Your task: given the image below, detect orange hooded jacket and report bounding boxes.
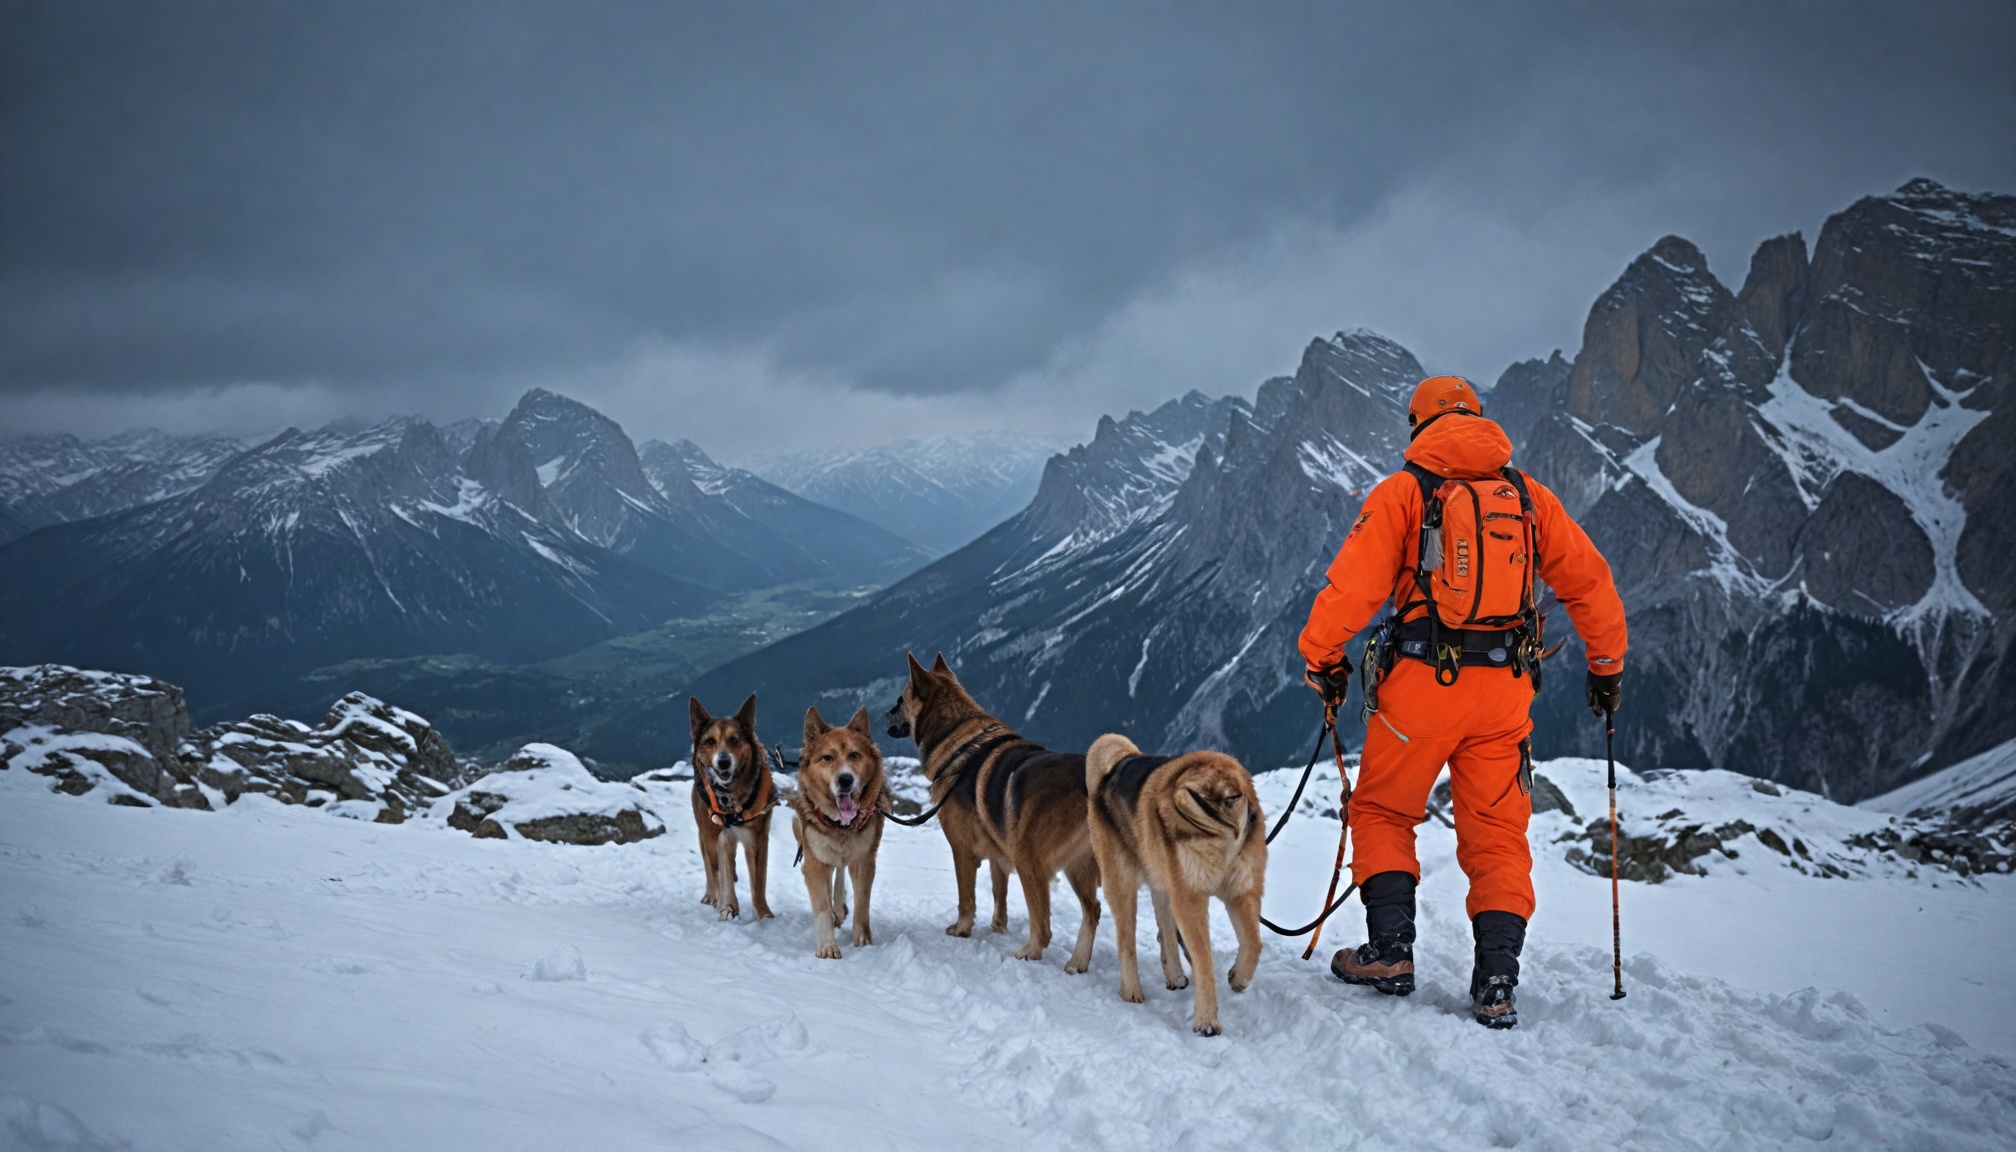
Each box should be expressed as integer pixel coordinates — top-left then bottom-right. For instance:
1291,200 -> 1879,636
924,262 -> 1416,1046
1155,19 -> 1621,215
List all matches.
1297,414 -> 1627,674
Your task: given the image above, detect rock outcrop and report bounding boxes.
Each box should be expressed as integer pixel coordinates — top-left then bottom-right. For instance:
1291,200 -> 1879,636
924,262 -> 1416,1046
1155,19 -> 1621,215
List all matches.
1,664 -> 466,821
440,743 -> 666,845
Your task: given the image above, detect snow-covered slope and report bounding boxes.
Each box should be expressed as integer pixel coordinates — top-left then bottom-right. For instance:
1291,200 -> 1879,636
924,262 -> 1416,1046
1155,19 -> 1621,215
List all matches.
751,430 -> 1068,553
2,751 -> 2011,1150
1864,737 -> 2016,826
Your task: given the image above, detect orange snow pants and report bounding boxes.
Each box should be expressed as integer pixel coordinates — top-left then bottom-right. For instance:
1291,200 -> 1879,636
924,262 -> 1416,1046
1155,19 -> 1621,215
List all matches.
1351,657 -> 1536,920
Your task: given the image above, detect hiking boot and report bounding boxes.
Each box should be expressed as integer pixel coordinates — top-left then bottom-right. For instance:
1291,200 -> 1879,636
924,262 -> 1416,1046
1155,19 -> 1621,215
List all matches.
1471,975 -> 1518,1028
1469,910 -> 1527,1029
1331,870 -> 1417,996
1331,939 -> 1415,995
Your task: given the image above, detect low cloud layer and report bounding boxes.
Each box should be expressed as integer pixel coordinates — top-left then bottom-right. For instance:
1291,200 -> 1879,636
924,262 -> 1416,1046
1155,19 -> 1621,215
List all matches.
3,1 -> 2011,455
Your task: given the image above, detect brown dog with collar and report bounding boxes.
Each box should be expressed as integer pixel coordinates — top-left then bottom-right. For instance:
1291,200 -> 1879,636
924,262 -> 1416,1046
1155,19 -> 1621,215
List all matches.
689,694 -> 776,921
885,653 -> 1100,971
1086,732 -> 1266,1036
789,706 -> 886,959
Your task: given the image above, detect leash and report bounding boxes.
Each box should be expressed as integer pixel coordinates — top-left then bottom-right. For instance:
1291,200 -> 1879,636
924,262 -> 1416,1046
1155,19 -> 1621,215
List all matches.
1605,708 -> 1626,1000
1264,717 -> 1335,845
1258,701 -> 1359,955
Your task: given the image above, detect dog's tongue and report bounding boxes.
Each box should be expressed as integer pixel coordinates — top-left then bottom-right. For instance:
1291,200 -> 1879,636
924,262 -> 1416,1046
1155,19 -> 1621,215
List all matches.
837,795 -> 859,823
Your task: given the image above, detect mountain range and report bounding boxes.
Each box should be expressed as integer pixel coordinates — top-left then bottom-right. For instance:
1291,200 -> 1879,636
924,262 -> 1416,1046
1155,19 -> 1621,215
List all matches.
750,431 -> 1066,553
693,179 -> 2013,803
0,390 -> 927,721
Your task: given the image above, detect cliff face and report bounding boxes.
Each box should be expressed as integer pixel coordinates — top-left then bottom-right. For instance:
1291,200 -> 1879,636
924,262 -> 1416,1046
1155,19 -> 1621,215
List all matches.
1520,179 -> 2015,800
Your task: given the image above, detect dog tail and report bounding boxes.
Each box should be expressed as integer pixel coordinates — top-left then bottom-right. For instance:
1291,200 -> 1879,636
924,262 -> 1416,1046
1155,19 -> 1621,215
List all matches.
1086,733 -> 1140,794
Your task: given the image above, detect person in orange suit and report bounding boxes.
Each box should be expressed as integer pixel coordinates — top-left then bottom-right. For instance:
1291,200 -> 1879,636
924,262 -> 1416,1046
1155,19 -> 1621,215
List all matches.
1299,375 -> 1627,1028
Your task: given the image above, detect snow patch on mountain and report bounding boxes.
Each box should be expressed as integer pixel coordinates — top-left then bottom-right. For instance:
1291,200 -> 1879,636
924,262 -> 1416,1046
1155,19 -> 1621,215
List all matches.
1755,364 -> 1992,623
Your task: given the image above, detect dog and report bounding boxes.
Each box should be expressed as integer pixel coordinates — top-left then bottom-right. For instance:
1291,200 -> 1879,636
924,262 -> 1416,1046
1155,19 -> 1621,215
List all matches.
1085,733 -> 1266,1036
688,694 -> 776,921
886,653 -> 1100,971
789,706 -> 886,959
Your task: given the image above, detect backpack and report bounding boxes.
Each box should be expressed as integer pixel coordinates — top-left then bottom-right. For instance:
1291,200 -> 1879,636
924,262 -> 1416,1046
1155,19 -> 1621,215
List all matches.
1398,463 -> 1539,632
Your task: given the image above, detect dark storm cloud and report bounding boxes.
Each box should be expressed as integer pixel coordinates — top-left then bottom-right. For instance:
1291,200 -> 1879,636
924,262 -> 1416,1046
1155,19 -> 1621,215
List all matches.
2,1 -> 2012,420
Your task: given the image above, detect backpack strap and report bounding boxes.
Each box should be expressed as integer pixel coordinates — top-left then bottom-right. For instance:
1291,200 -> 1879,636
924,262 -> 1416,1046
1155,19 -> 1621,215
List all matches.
1398,463 -> 1458,685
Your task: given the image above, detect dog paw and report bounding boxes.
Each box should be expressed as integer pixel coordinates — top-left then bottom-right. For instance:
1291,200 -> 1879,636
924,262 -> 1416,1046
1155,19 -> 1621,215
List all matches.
1120,985 -> 1145,1004
1013,943 -> 1045,962
1192,1020 -> 1222,1037
1229,971 -> 1254,993
699,893 -> 717,906
755,906 -> 775,920
831,904 -> 848,926
945,922 -> 973,938
816,942 -> 842,960
1064,957 -> 1089,975
851,928 -> 872,947
1167,975 -> 1190,991
988,917 -> 1008,934
718,903 -> 740,921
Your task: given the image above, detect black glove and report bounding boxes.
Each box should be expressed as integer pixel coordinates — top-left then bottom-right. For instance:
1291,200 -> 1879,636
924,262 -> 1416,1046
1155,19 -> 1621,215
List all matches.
1586,670 -> 1622,716
1305,661 -> 1353,707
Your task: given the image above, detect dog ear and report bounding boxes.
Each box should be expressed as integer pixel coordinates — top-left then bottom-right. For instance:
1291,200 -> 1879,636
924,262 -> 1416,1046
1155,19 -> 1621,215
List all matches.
932,652 -> 951,674
804,705 -> 829,745
907,652 -> 928,686
688,697 -> 710,742
846,706 -> 872,735
734,693 -> 757,732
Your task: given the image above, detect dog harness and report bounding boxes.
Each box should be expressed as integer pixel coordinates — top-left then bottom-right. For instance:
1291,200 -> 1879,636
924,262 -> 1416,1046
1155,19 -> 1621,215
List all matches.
1105,754 -> 1174,812
701,758 -> 775,828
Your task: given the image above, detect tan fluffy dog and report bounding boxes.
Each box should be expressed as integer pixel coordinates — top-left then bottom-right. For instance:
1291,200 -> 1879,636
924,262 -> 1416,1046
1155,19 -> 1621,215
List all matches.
1085,733 -> 1267,1035
789,706 -> 886,959
689,695 -> 776,921
886,654 -> 1100,971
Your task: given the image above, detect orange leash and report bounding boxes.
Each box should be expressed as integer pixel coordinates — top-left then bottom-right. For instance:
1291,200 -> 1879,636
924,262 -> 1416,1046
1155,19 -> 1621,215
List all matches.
1299,705 -> 1355,961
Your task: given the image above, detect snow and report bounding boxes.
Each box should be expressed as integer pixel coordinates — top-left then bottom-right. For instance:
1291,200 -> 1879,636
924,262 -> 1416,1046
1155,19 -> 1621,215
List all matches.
1753,364 -> 1992,624
520,532 -> 595,579
535,455 -> 567,487
1618,437 -> 1773,599
2,726 -> 155,806
1864,738 -> 2016,821
430,744 -> 667,837
2,754 -> 2012,1149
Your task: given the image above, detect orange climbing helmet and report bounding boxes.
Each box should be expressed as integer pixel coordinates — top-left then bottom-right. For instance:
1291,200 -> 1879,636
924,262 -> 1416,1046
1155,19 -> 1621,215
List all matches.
1407,375 -> 1482,438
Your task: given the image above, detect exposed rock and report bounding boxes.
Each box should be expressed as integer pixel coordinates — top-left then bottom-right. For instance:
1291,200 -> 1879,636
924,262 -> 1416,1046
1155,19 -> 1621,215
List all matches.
1799,472 -> 1935,613
1484,352 -> 1570,453
1734,232 -> 1810,361
438,743 -> 666,845
194,692 -> 461,821
0,665 -> 205,806
1,664 -> 461,820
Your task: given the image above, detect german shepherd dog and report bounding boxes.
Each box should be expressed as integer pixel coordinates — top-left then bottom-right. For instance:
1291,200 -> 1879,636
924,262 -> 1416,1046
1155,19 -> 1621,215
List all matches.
789,706 -> 885,958
1085,733 -> 1266,1036
689,695 -> 775,921
886,654 -> 1100,971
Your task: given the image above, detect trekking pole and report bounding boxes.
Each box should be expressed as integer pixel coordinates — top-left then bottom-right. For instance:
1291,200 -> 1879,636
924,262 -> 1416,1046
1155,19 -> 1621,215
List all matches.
1300,705 -> 1354,961
1605,709 -> 1625,1000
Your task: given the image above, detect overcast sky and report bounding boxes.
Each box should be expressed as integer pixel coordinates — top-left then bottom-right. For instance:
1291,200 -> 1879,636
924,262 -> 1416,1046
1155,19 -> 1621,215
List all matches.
3,1 -> 2012,459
